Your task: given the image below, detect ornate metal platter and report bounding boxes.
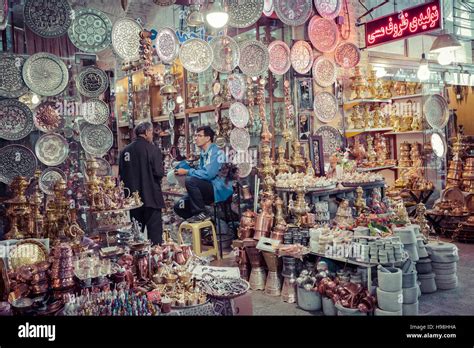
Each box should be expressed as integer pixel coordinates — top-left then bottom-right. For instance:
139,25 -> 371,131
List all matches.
80,123 -> 113,156
23,0 -> 72,38
237,155 -> 253,178
68,8 -> 112,53
83,99 -> 109,125
290,41 -> 314,75
9,240 -> 48,270
156,27 -> 179,64
228,74 -> 247,100
263,0 -> 274,16
334,42 -> 360,68
314,125 -> 342,156
230,128 -> 251,151
274,0 -> 313,26
209,35 -> 240,73
22,53 -> 69,97
0,99 -> 34,141
229,102 -> 250,128
35,133 -> 69,166
153,0 -> 176,5
39,167 -> 66,195
33,101 -> 63,133
112,18 -> 142,62
0,145 -> 37,185
239,40 -> 269,77
442,187 -> 465,206
179,38 -> 213,73
314,0 -> 342,19
268,40 -> 291,75
0,54 -> 29,98
312,56 -> 337,87
308,16 -> 339,53
228,0 -> 264,28
0,0 -> 8,30
313,92 -> 338,123
76,66 -> 109,97
424,94 -> 449,129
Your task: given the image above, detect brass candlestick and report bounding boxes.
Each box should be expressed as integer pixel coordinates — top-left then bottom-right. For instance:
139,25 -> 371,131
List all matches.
5,176 -> 33,239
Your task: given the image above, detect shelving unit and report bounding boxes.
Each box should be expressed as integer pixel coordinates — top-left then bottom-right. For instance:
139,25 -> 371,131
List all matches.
356,165 -> 396,172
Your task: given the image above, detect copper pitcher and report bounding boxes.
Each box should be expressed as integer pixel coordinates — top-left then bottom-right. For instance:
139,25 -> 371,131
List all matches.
254,214 -> 273,240
241,185 -> 253,200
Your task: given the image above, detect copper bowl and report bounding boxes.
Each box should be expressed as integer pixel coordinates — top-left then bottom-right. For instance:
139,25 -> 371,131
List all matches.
31,272 -> 47,284
30,282 -> 49,295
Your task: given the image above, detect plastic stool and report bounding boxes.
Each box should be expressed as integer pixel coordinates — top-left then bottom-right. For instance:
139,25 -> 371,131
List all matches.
177,220 -> 221,260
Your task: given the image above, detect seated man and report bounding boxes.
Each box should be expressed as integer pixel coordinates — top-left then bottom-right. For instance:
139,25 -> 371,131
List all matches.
174,126 -> 233,222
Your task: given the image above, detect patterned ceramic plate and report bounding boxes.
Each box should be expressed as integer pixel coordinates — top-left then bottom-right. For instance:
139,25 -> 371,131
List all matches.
33,101 -> 64,133
179,38 -> 213,73
308,16 -> 339,53
424,94 -> 449,129
228,74 -> 247,100
274,0 -> 313,26
112,18 -> 142,61
76,66 -> 109,97
290,41 -> 314,75
35,133 -> 69,166
83,99 -> 109,125
22,53 -> 69,97
39,167 -> 66,195
263,0 -> 274,16
314,125 -> 342,156
0,145 -> 37,185
237,157 -> 253,178
230,128 -> 250,151
314,92 -> 337,123
268,40 -> 291,75
80,123 -> 113,156
229,102 -> 250,128
314,0 -> 342,19
312,56 -> 337,87
334,42 -> 360,68
156,27 -> 179,64
209,35 -> 240,73
0,54 -> 29,98
68,8 -> 112,53
24,0 -> 72,38
0,99 -> 34,141
239,40 -> 269,77
228,0 -> 264,28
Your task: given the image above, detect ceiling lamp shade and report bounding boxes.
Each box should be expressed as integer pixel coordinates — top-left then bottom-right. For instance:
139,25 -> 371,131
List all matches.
160,84 -> 177,95
430,33 -> 462,53
187,5 -> 205,27
206,0 -> 228,29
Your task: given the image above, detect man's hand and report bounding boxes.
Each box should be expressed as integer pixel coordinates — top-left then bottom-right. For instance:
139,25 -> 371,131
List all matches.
175,168 -> 188,176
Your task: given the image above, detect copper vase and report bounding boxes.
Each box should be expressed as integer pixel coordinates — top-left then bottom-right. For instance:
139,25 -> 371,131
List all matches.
246,247 -> 266,290
281,276 -> 296,303
254,214 -> 273,240
263,252 -> 282,296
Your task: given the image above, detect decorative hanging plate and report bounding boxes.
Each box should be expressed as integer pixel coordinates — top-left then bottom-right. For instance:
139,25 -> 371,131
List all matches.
314,125 -> 342,156
209,35 -> 240,73
156,27 -> 179,64
313,92 -> 338,123
0,145 -> 37,185
0,99 -> 34,141
80,123 -> 113,156
22,53 -> 69,97
0,54 -> 29,98
229,102 -> 250,128
112,18 -> 142,62
314,0 -> 342,19
424,94 -> 449,129
430,132 -> 446,158
263,0 -> 274,16
23,0 -> 72,38
334,42 -> 360,68
268,40 -> 291,75
83,99 -> 110,125
239,40 -> 269,77
237,156 -> 253,178
33,101 -> 64,133
290,41 -> 314,75
308,16 -> 339,53
441,187 -> 465,206
39,167 -> 66,195
76,66 -> 109,98
35,133 -> 69,166
8,240 -> 48,270
228,0 -> 264,28
274,0 -> 313,26
179,38 -> 213,74
228,74 -> 247,100
68,8 -> 112,53
230,128 -> 251,151
312,56 -> 337,87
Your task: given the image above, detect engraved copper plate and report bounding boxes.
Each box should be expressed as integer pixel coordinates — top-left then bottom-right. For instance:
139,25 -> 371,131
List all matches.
210,35 -> 240,73
83,99 -> 109,125
0,54 -> 29,98
228,73 -> 247,100
290,41 -> 314,75
308,16 -> 339,53
179,38 -> 213,73
76,66 -> 109,98
39,167 -> 66,195
156,27 -> 179,64
9,240 -> 48,270
35,133 -> 69,166
268,40 -> 291,75
424,94 -> 449,130
68,8 -> 112,53
274,0 -> 313,26
334,42 -> 360,69
239,40 -> 269,77
442,187 -> 465,206
112,18 -> 142,62
0,99 -> 34,141
229,102 -> 250,128
33,101 -> 63,133
263,0 -> 274,16
314,125 -> 342,156
230,128 -> 250,151
22,53 -> 69,97
80,123 -> 113,156
228,0 -> 264,28
312,56 -> 337,87
314,0 -> 342,19
24,0 -> 72,38
313,91 -> 337,123
0,145 -> 37,185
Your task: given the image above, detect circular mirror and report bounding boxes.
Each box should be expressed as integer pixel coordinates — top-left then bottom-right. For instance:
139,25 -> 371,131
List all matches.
431,132 -> 446,158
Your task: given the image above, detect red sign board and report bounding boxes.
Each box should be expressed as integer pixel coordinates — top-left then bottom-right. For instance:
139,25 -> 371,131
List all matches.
365,0 -> 441,48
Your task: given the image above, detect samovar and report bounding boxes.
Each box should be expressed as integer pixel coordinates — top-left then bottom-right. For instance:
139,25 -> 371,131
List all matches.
262,251 -> 282,296
373,105 -> 386,128
246,247 -> 266,291
367,67 -> 382,99
254,197 -> 274,240
363,105 -> 373,129
290,139 -> 306,173
350,66 -> 367,100
394,81 -> 407,96
290,184 -> 310,227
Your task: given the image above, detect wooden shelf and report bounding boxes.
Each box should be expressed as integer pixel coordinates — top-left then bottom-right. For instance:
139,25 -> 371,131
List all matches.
356,165 -> 396,172
391,94 -> 424,100
345,127 -> 393,137
344,98 -> 392,106
384,130 -> 427,135
185,98 -> 284,114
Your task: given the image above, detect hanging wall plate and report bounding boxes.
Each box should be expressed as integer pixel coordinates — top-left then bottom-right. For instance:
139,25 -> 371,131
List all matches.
209,35 -> 240,73
263,0 -> 274,16
268,40 -> 291,75
290,41 -> 314,75
0,145 -> 37,185
39,167 -> 67,195
22,53 -> 69,97
314,125 -> 342,156
314,0 -> 342,19
239,40 -> 269,77
179,38 -> 213,73
34,101 -> 64,132
0,54 -> 29,98
308,16 -> 339,53
334,42 -> 361,68
274,0 -> 313,26
228,74 -> 247,100
80,123 -> 113,157
424,94 -> 449,130
313,92 -> 338,123
228,0 -> 264,28
430,132 -> 446,158
229,102 -> 250,128
82,99 -> 110,125
112,17 -> 142,62
312,56 -> 337,87
156,27 -> 180,64
0,99 -> 34,141
76,66 -> 109,98
35,133 -> 69,166
24,0 -> 72,38
68,8 -> 112,53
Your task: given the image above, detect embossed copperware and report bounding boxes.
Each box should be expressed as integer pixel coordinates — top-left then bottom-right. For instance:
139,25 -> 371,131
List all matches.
274,0 -> 313,26
0,99 -> 34,141
35,133 -> 69,166
68,8 -> 112,53
22,52 -> 69,96
334,42 -> 360,68
156,27 -> 179,64
0,145 -> 37,185
33,101 -> 64,133
228,73 -> 246,100
80,123 -> 113,156
308,16 -> 339,53
246,247 -> 266,290
268,40 -> 291,75
0,54 -> 29,98
23,0 -> 72,38
238,39 -> 269,77
290,40 -> 314,75
312,55 -> 337,87
262,251 -> 282,296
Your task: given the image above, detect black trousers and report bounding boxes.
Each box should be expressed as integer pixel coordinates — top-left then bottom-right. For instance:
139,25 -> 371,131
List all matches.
174,176 -> 214,219
130,207 -> 163,245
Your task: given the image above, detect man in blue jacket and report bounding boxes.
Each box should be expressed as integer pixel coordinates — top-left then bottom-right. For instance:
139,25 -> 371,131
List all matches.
174,126 -> 233,222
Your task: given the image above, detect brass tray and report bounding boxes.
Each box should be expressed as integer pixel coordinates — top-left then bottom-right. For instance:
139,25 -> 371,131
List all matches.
8,240 -> 48,271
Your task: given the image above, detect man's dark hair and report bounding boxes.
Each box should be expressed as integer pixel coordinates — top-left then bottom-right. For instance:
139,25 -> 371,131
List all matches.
135,122 -> 152,137
196,125 -> 215,142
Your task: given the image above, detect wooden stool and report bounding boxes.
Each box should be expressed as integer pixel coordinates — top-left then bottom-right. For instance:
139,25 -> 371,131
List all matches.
177,220 -> 221,260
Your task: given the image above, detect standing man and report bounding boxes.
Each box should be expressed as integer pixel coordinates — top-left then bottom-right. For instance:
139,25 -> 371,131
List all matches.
119,122 -> 165,245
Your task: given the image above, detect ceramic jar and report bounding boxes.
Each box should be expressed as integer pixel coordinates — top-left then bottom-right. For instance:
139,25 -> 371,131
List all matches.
377,266 -> 402,292
376,288 -> 403,312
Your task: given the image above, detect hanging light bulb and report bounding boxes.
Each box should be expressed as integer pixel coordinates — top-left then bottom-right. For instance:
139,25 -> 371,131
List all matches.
417,53 -> 430,81
375,67 -> 387,78
31,94 -> 40,104
176,94 -> 184,104
206,0 -> 228,29
437,50 -> 455,66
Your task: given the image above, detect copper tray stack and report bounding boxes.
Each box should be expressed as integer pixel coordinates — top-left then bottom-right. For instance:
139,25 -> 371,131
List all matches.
462,157 -> 474,191
447,159 -> 463,188
51,244 -> 75,294
398,142 -> 412,168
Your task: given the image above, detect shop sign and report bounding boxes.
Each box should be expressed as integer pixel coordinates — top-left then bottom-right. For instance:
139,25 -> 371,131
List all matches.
365,0 -> 441,48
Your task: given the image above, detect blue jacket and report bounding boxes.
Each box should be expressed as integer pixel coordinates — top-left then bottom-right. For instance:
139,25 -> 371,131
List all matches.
176,143 -> 233,203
